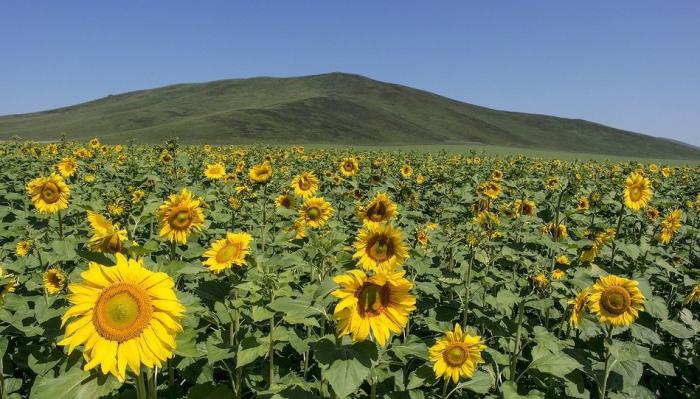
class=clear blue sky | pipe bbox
[1,1,699,145]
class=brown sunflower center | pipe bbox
[629,186,642,201]
[93,282,152,342]
[366,201,387,222]
[298,177,312,190]
[170,210,193,230]
[40,182,61,204]
[216,243,241,263]
[443,344,467,367]
[343,162,354,171]
[357,283,389,316]
[47,272,63,288]
[101,233,122,253]
[600,286,631,316]
[307,207,321,221]
[368,236,394,262]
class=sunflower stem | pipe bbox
[370,376,377,399]
[135,371,148,399]
[509,300,526,381]
[461,250,475,326]
[609,202,625,270]
[599,326,615,399]
[147,368,157,399]
[268,314,275,388]
[441,378,450,399]
[57,210,64,240]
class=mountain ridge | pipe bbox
[1,72,698,159]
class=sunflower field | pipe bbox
[0,138,699,399]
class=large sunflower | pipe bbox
[357,193,398,227]
[27,173,70,214]
[58,254,185,381]
[339,157,359,177]
[353,224,408,272]
[429,323,487,383]
[249,162,273,184]
[202,232,252,273]
[204,163,226,180]
[157,189,205,244]
[331,269,416,346]
[588,275,645,327]
[298,197,333,229]
[623,172,652,211]
[291,171,319,198]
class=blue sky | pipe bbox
[1,1,699,145]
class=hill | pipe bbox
[1,72,698,159]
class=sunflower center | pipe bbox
[344,162,354,171]
[307,207,321,221]
[444,344,467,367]
[47,272,63,288]
[368,236,394,262]
[600,286,631,315]
[366,202,387,222]
[40,182,60,204]
[216,243,241,263]
[629,186,642,201]
[357,283,389,316]
[170,210,192,229]
[93,282,152,342]
[298,177,312,190]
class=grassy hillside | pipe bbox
[1,72,698,159]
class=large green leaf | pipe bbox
[30,366,120,399]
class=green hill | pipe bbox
[1,72,698,159]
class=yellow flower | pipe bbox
[202,232,252,273]
[275,194,295,209]
[683,282,700,305]
[89,137,101,148]
[357,192,398,228]
[298,197,333,229]
[577,197,590,211]
[157,189,205,244]
[492,169,503,181]
[588,275,645,327]
[400,164,413,178]
[43,268,66,294]
[353,224,408,272]
[568,287,590,328]
[88,215,128,254]
[339,157,359,177]
[429,323,486,383]
[479,181,501,199]
[623,172,652,211]
[659,209,682,244]
[556,255,570,265]
[552,269,566,280]
[57,254,185,381]
[0,266,18,303]
[645,207,660,220]
[543,223,568,240]
[661,167,671,177]
[27,173,70,214]
[534,273,549,288]
[291,171,319,198]
[513,199,536,217]
[331,269,416,346]
[291,219,306,239]
[415,174,425,185]
[16,240,31,257]
[56,157,78,178]
[131,190,145,204]
[249,162,273,184]
[204,163,226,179]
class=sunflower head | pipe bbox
[16,240,31,257]
[683,282,700,305]
[514,199,537,217]
[43,268,66,294]
[588,275,645,327]
[58,254,185,381]
[568,287,591,328]
[157,189,205,244]
[353,224,408,272]
[291,172,319,198]
[331,269,416,346]
[56,157,78,178]
[27,173,70,214]
[339,157,359,177]
[299,197,333,229]
[204,163,226,179]
[202,232,253,273]
[358,193,398,227]
[0,267,18,303]
[275,194,295,209]
[533,273,549,288]
[429,323,487,383]
[249,162,273,184]
[624,172,652,211]
[478,181,501,199]
[400,164,413,178]
[552,269,566,280]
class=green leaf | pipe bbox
[659,320,695,339]
[502,381,545,399]
[269,297,322,326]
[30,366,120,399]
[391,335,428,361]
[206,336,234,365]
[644,296,668,320]
[313,339,377,399]
[528,352,580,378]
[187,383,235,399]
[237,337,268,368]
[455,370,492,394]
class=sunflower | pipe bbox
[623,172,652,211]
[588,275,645,327]
[478,181,500,199]
[0,266,18,303]
[552,269,566,280]
[27,173,71,214]
[514,199,536,217]
[204,163,226,179]
[415,174,425,185]
[339,157,359,177]
[16,240,31,257]
[275,194,295,209]
[556,255,570,265]
[291,171,319,198]
[159,151,173,163]
[298,197,333,229]
[291,219,306,239]
[683,282,700,305]
[400,164,413,178]
[661,167,671,178]
[89,137,101,148]
[577,197,590,211]
[90,225,128,254]
[659,209,682,244]
[353,224,408,272]
[357,193,398,227]
[57,254,184,381]
[131,190,145,204]
[645,207,660,220]
[545,177,559,190]
[543,223,568,240]
[331,269,416,346]
[56,157,78,178]
[43,268,67,294]
[492,169,503,181]
[429,323,486,383]
[202,232,252,273]
[533,273,549,288]
[568,287,590,328]
[157,189,205,244]
[249,162,273,184]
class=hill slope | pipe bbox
[1,72,698,159]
